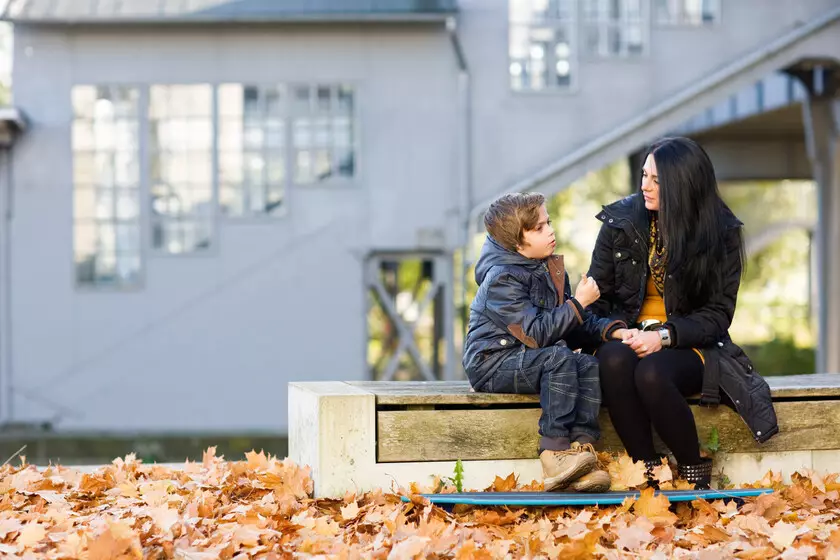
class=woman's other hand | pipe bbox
[623,331,662,358]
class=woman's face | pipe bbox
[641,153,660,211]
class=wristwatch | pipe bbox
[657,327,672,347]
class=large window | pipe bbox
[149,85,214,254]
[581,0,646,57]
[509,0,577,91]
[653,0,718,25]
[71,82,357,284]
[72,86,141,288]
[218,85,286,216]
[291,84,355,185]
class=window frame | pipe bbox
[579,0,650,59]
[508,0,580,94]
[71,83,145,291]
[652,0,721,26]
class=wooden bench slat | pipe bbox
[377,399,840,462]
[353,374,840,405]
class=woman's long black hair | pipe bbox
[646,137,745,303]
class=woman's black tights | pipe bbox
[597,340,705,465]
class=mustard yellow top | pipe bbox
[637,274,704,363]
[638,275,666,325]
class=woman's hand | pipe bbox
[611,328,639,341]
[623,331,663,358]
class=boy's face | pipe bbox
[517,205,556,260]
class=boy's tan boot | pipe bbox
[567,469,611,493]
[540,444,596,492]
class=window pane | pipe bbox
[292,85,311,114]
[74,223,96,259]
[337,86,354,114]
[267,154,285,184]
[316,86,332,113]
[295,150,312,184]
[111,87,140,118]
[114,152,139,187]
[293,119,311,148]
[74,152,94,184]
[116,255,141,284]
[220,185,244,216]
[94,251,117,284]
[266,183,284,215]
[218,84,244,117]
[72,84,142,288]
[116,222,141,254]
[72,122,94,151]
[265,121,285,149]
[116,189,140,220]
[336,148,355,178]
[248,183,266,213]
[219,152,244,183]
[150,85,213,251]
[313,149,332,182]
[72,86,97,119]
[265,86,285,117]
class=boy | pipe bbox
[463,193,630,492]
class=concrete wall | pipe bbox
[7,25,459,431]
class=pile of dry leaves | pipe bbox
[1,447,839,558]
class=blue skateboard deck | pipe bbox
[402,488,772,507]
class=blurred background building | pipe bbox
[0,0,837,462]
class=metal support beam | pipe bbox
[365,253,457,381]
[791,62,840,373]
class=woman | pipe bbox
[587,136,778,488]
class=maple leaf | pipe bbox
[698,524,730,544]
[770,521,802,551]
[244,449,271,471]
[388,535,430,559]
[735,546,781,559]
[651,462,673,484]
[519,479,544,492]
[0,518,23,539]
[487,473,517,493]
[608,454,647,490]
[615,519,655,550]
[147,505,180,534]
[559,528,604,559]
[632,487,678,527]
[16,522,46,548]
[56,532,85,558]
[341,501,361,521]
[742,492,788,521]
[86,521,142,560]
[473,509,524,526]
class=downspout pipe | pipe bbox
[446,16,473,340]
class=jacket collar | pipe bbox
[596,193,744,230]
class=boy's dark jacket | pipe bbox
[462,235,624,391]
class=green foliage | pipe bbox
[445,459,465,492]
[744,338,816,376]
[704,426,720,454]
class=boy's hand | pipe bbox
[611,328,639,341]
[574,274,600,308]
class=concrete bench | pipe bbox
[288,374,840,497]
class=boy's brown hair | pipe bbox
[483,192,546,252]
